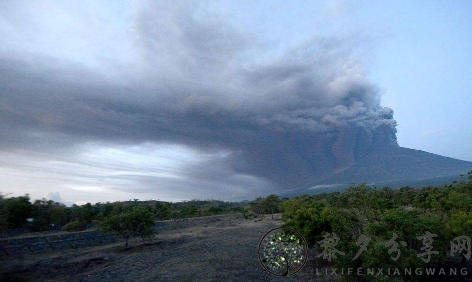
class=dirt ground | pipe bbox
[0,214,326,282]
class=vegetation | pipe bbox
[2,171,472,279]
[244,194,283,219]
[0,195,245,234]
[62,220,87,232]
[2,195,34,229]
[0,194,7,231]
[99,206,155,249]
[282,170,472,281]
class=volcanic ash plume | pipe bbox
[0,1,405,197]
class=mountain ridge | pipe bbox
[321,146,472,184]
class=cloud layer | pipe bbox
[0,1,397,202]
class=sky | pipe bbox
[0,0,471,204]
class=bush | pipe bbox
[62,220,87,232]
[99,206,155,249]
[241,208,257,219]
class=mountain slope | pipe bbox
[319,146,472,185]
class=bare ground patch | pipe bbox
[0,214,325,282]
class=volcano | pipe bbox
[277,125,472,196]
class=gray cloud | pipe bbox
[0,1,397,201]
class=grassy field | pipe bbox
[0,214,325,282]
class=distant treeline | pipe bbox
[2,170,471,244]
[0,195,246,234]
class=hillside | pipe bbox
[322,146,472,184]
[281,145,472,197]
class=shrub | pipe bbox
[62,220,87,232]
[242,208,256,219]
[99,206,155,249]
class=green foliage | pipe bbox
[282,195,315,221]
[282,171,472,281]
[62,220,87,232]
[244,194,282,219]
[149,199,244,220]
[283,202,329,247]
[71,202,99,223]
[241,208,256,219]
[3,195,34,229]
[99,206,155,248]
[446,211,472,237]
[248,197,265,214]
[261,194,281,218]
[50,206,72,226]
[0,193,7,231]
[30,199,69,231]
[0,194,245,234]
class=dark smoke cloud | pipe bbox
[0,1,397,200]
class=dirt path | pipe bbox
[0,214,320,282]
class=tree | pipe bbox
[31,199,67,231]
[249,197,264,215]
[4,195,34,228]
[71,202,99,223]
[261,194,281,219]
[99,206,155,249]
[50,206,72,226]
[282,195,314,221]
[0,193,7,231]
